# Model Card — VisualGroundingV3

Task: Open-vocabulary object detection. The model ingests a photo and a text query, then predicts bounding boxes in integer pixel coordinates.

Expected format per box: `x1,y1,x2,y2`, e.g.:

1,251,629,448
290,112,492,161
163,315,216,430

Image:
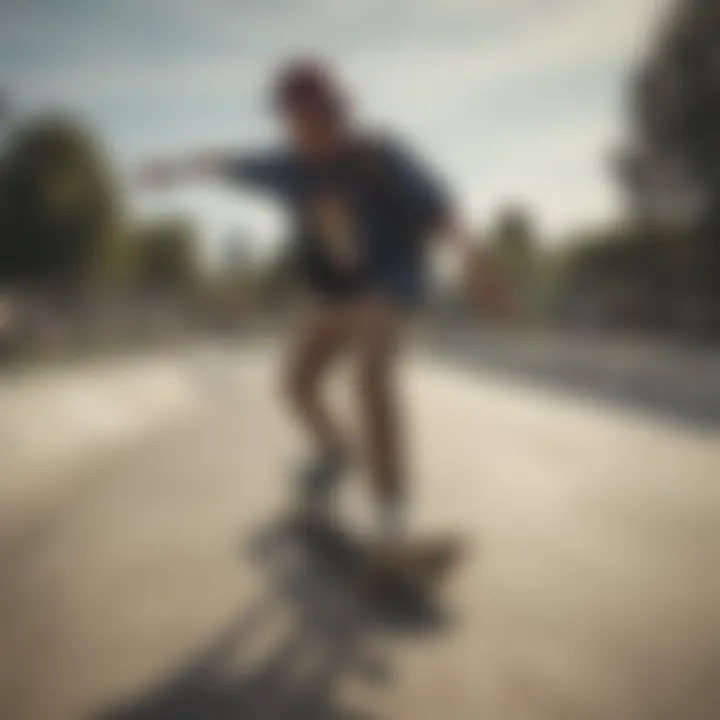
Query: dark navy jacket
229,136,451,303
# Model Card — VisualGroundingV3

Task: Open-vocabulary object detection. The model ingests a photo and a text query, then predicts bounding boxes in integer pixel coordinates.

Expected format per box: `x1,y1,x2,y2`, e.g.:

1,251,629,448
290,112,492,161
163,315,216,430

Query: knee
282,363,315,410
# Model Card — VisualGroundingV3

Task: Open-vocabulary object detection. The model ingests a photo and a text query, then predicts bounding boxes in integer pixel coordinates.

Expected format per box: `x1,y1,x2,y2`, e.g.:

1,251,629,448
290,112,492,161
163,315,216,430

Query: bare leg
353,304,463,583
284,303,353,456
353,297,405,511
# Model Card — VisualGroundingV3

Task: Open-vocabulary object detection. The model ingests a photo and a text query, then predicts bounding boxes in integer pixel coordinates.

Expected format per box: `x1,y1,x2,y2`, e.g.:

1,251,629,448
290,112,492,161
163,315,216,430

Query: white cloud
343,0,664,114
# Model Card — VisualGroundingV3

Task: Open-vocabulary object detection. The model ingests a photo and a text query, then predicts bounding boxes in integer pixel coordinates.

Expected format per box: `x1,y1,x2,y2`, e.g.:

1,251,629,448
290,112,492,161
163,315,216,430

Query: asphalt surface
1,340,719,720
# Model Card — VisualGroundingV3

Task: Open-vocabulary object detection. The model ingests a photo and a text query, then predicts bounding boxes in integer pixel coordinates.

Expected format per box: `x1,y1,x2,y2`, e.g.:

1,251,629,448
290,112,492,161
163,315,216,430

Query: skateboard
287,514,465,597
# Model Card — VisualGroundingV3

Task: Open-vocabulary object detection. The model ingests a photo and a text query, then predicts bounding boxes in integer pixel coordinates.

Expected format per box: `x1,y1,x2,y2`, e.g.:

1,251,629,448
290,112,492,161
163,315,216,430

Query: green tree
489,203,539,318
622,0,720,316
0,115,117,287
493,204,535,255
132,217,199,291
556,225,680,329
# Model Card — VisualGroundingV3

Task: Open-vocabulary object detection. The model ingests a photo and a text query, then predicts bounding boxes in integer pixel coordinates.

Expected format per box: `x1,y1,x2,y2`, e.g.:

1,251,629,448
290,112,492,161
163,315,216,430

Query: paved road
426,324,720,427
1,341,719,720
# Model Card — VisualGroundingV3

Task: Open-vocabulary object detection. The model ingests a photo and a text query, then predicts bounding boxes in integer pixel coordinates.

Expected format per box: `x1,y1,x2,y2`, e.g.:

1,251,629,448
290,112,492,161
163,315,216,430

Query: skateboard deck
286,514,465,596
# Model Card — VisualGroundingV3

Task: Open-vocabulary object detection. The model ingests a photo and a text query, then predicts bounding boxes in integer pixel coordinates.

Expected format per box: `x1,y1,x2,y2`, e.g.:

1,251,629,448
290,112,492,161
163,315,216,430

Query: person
140,58,478,574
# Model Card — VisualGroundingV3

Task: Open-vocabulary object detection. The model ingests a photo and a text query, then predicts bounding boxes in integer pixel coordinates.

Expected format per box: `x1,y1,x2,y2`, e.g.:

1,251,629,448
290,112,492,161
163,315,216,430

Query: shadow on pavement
98,520,453,719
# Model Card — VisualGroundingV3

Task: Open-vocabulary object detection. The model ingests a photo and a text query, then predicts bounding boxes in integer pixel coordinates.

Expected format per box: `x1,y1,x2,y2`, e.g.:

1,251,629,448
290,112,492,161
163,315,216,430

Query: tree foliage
131,218,199,291
0,116,117,287
629,1,720,211
624,0,720,309
492,204,535,258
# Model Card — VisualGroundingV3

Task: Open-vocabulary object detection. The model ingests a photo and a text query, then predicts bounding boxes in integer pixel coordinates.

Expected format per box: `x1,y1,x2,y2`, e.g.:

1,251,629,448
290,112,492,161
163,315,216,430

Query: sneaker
295,448,348,519
360,535,465,594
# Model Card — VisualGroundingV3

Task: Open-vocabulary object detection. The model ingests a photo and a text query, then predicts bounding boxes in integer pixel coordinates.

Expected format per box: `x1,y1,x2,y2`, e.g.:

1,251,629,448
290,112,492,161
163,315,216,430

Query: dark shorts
305,258,423,306
302,248,370,302
300,240,423,307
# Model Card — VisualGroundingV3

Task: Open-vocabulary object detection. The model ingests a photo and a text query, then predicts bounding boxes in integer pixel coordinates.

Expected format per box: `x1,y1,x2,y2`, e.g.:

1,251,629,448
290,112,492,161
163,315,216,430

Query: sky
0,0,668,259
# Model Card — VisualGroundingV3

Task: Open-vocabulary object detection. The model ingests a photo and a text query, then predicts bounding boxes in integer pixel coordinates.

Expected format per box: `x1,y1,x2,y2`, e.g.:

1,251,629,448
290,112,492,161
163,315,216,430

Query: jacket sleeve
226,152,296,195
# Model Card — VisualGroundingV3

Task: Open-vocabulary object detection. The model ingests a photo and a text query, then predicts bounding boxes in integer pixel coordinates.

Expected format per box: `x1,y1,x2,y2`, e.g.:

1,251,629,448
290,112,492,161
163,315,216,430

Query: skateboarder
141,58,477,576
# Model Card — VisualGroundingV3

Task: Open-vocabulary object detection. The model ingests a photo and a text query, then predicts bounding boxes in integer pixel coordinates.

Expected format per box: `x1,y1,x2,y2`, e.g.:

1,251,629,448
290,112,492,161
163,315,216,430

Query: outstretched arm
139,151,233,187
138,150,293,193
